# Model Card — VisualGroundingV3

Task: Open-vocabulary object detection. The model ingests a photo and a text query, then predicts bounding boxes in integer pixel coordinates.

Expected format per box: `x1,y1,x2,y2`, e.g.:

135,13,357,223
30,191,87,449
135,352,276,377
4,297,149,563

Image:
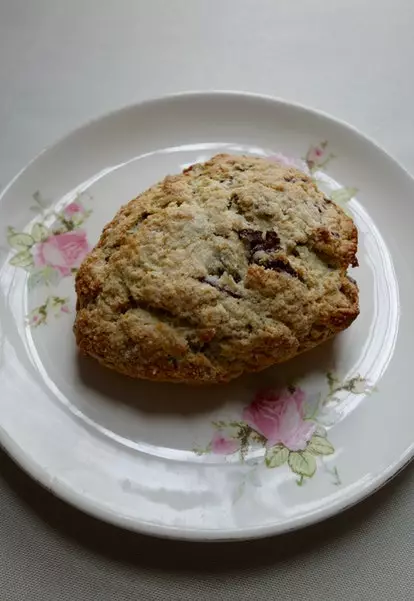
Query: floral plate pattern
7,192,92,325
197,373,373,486
0,92,409,540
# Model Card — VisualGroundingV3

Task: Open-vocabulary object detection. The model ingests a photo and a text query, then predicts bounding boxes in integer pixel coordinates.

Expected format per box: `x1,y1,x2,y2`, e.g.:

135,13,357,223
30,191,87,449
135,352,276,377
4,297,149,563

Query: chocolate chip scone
74,154,359,384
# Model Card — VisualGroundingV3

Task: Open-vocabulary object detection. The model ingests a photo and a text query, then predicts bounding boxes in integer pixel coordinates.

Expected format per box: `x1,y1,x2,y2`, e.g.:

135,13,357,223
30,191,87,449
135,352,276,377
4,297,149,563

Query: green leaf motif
7,232,34,250
330,187,358,205
265,444,289,468
212,420,227,429
28,266,60,289
51,296,67,307
327,371,338,392
44,266,61,286
28,269,45,290
238,423,253,461
307,435,335,456
288,451,317,478
9,249,33,267
192,446,210,456
26,294,70,327
250,431,267,445
31,223,49,242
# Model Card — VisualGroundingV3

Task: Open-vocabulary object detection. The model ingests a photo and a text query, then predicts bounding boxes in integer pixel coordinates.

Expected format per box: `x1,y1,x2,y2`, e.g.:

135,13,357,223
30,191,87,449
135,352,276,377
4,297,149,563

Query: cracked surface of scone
74,154,359,384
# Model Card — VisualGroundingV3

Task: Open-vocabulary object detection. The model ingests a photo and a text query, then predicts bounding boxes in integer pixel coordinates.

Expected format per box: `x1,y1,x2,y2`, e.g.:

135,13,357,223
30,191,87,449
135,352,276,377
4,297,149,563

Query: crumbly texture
74,154,359,384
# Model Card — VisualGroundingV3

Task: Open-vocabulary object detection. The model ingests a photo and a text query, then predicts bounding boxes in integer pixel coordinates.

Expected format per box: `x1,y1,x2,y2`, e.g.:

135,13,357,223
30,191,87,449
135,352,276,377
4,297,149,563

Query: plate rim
1,89,414,541
2,89,414,201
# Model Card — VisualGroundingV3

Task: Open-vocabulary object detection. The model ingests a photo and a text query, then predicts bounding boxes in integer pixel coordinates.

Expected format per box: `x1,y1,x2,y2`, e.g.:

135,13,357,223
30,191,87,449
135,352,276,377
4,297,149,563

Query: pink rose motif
64,201,82,216
305,141,329,171
243,388,316,451
33,230,89,277
210,431,239,455
307,145,325,161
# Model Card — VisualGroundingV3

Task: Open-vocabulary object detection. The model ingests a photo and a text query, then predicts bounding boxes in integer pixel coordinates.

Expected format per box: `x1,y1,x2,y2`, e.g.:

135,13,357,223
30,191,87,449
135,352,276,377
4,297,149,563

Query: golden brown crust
74,154,359,384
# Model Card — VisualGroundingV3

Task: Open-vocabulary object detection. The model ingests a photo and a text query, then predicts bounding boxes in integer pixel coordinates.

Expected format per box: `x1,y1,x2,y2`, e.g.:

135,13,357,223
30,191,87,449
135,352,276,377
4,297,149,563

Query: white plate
0,92,412,541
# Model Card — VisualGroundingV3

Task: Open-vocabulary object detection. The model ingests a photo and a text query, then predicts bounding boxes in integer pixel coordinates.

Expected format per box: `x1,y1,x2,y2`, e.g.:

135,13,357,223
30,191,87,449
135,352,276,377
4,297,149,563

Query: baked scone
74,154,359,384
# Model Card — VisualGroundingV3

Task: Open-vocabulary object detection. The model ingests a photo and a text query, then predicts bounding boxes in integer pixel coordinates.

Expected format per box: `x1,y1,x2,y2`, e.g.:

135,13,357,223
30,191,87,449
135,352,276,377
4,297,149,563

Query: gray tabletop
1,1,414,599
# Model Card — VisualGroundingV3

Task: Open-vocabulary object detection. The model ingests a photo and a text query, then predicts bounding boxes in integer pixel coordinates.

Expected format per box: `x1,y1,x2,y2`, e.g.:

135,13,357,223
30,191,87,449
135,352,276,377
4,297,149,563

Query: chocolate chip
239,229,265,247
238,229,281,257
261,231,281,252
188,340,209,354
167,356,179,368
263,258,299,279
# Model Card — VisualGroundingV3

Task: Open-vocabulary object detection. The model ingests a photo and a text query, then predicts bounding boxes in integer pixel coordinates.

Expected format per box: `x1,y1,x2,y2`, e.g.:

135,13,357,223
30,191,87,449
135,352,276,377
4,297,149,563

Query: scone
74,154,359,384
